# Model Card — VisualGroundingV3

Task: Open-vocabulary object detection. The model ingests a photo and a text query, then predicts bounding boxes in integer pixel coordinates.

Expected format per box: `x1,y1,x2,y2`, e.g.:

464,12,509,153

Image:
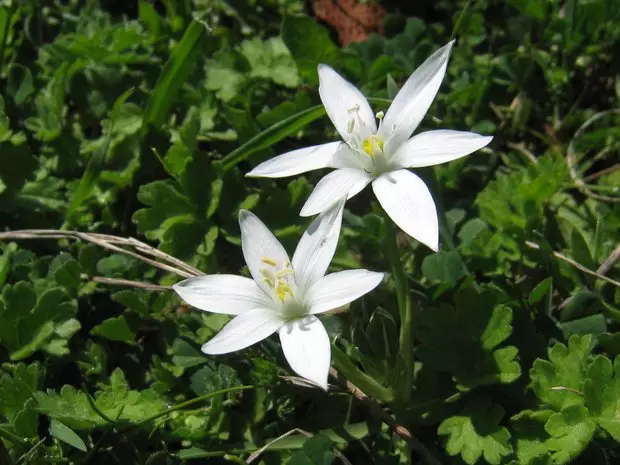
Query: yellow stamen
260,257,277,267
362,135,384,158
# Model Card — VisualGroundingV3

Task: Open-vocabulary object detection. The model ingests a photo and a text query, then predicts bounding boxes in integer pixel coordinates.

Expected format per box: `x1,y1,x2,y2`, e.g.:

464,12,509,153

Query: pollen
259,257,295,303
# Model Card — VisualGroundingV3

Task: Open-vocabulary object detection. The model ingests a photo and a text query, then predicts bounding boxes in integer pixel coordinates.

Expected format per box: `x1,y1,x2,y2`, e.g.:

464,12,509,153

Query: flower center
362,135,384,158
260,257,295,303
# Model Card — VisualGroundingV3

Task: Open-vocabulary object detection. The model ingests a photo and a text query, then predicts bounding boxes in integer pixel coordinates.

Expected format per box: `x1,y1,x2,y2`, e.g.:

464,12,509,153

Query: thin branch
0,229,203,278
596,244,620,277
582,163,620,183
525,241,620,287
566,109,620,204
329,368,442,465
83,275,171,292
507,142,538,164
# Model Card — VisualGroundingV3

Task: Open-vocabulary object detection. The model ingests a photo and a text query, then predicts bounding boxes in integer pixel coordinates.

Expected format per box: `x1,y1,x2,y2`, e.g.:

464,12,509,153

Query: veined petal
246,142,341,178
202,308,284,355
279,315,331,390
382,41,454,153
306,269,384,314
239,210,291,296
329,143,373,172
318,64,376,142
299,168,372,217
372,169,439,251
292,198,345,292
391,130,493,168
173,275,272,315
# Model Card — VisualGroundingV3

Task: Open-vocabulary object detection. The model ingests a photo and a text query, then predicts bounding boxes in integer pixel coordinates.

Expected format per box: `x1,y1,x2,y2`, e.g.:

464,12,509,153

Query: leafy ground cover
0,0,619,464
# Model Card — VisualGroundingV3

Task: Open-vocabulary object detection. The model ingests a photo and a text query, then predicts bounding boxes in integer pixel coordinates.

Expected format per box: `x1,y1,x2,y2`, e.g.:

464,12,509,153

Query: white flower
247,41,492,251
172,199,383,389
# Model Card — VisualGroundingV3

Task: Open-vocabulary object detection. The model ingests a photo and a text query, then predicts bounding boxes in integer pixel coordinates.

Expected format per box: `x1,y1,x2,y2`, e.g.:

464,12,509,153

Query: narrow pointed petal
292,199,345,292
173,275,272,315
279,315,330,390
372,169,439,251
239,210,291,295
246,142,341,178
318,64,376,142
382,41,454,153
391,130,493,168
306,269,384,314
299,168,372,217
329,144,373,172
202,308,284,355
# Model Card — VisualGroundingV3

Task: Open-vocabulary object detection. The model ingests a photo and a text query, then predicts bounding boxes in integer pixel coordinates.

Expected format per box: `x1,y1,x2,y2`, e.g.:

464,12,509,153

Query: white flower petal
279,315,331,390
372,169,439,251
239,210,291,295
173,275,272,315
382,41,454,153
391,130,493,168
246,142,341,178
299,168,372,217
306,269,384,314
292,198,345,292
202,308,284,355
318,64,376,142
329,143,373,171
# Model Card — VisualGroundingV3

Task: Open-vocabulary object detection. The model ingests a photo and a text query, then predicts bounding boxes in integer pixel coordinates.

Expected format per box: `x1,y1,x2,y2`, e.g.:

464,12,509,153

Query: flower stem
382,214,414,404
332,346,393,403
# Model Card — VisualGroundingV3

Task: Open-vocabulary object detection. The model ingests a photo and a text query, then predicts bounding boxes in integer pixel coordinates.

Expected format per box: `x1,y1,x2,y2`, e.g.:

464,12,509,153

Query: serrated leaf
50,419,87,452
510,409,553,465
91,316,136,345
438,398,512,465
545,405,596,464
584,355,620,440
421,250,467,286
287,434,334,465
529,335,592,410
416,292,521,389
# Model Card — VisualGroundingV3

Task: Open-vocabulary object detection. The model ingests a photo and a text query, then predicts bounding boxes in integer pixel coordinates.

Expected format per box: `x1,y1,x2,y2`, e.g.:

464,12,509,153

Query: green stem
382,215,414,404
332,346,393,403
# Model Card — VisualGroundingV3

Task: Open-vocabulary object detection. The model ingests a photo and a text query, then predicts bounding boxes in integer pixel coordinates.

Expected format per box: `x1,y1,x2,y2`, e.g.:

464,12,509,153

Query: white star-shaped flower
173,199,383,389
247,41,492,251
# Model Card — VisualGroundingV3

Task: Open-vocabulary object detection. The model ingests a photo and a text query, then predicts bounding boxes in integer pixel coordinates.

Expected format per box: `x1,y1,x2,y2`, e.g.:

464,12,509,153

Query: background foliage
0,0,619,464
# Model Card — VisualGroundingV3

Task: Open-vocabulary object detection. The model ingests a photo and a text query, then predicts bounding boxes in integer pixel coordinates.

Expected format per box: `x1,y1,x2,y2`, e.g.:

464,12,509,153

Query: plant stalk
331,346,393,403
382,215,414,404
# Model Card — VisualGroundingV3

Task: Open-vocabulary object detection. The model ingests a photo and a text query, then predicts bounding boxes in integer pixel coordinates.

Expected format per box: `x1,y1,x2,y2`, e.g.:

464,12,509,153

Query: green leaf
529,335,592,410
50,419,87,452
65,88,134,223
529,277,553,305
281,16,342,85
36,370,167,430
510,410,553,465
438,398,513,465
143,20,206,129
0,362,40,437
91,316,136,345
545,405,596,464
172,339,207,369
220,105,326,171
287,434,334,465
416,291,521,389
421,250,467,286
584,355,620,440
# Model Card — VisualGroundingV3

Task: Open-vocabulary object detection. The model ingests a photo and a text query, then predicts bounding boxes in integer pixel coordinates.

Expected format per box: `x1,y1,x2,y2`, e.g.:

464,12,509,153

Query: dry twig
525,241,620,287
329,368,442,465
566,109,620,204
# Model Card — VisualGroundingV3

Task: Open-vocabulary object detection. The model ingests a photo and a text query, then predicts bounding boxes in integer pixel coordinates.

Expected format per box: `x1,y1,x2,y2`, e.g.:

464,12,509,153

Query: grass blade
142,19,207,130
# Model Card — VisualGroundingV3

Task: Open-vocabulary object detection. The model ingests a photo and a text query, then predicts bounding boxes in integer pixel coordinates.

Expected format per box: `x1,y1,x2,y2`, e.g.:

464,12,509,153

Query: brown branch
525,241,620,287
0,229,203,278
566,109,620,204
83,275,171,292
583,163,620,183
329,368,442,465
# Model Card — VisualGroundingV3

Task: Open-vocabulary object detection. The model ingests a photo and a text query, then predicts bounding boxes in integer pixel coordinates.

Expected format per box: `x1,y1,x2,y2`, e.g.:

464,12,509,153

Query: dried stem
525,241,620,287
329,368,442,465
566,109,620,204
0,229,203,279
